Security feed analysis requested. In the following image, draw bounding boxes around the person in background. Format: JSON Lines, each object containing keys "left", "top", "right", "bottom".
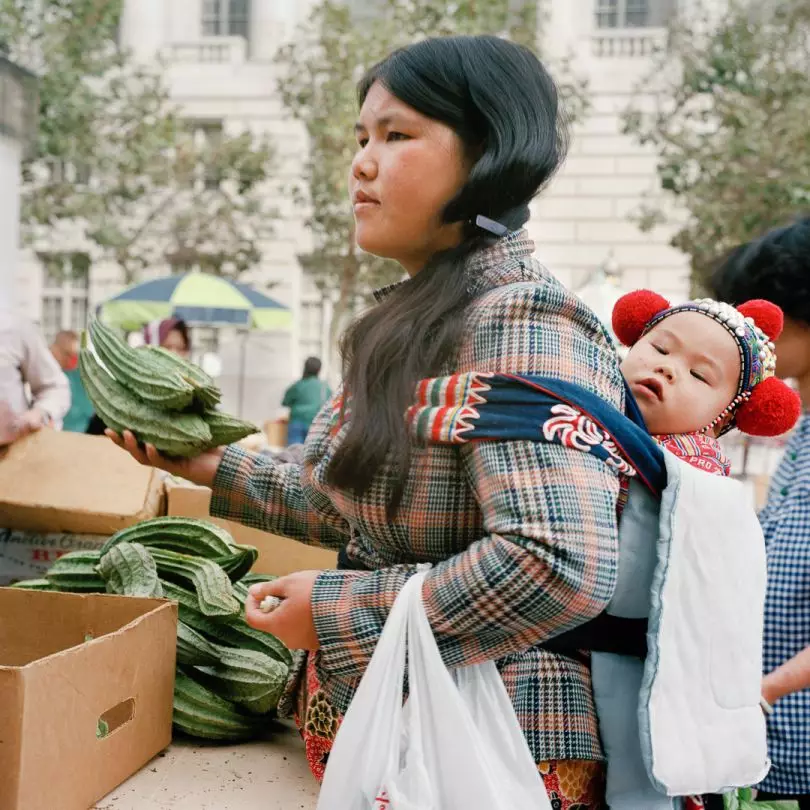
{"left": 143, "top": 317, "right": 191, "bottom": 357}
{"left": 282, "top": 356, "right": 331, "bottom": 446}
{"left": 0, "top": 312, "right": 69, "bottom": 436}
{"left": 0, "top": 401, "right": 18, "bottom": 452}
{"left": 712, "top": 217, "right": 810, "bottom": 808}
{"left": 87, "top": 317, "right": 192, "bottom": 434}
{"left": 50, "top": 330, "right": 93, "bottom": 433}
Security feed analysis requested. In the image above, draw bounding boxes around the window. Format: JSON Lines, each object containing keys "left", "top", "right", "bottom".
{"left": 202, "top": 0, "right": 250, "bottom": 38}
{"left": 595, "top": 0, "right": 673, "bottom": 28}
{"left": 183, "top": 119, "right": 224, "bottom": 189}
{"left": 39, "top": 254, "right": 90, "bottom": 343}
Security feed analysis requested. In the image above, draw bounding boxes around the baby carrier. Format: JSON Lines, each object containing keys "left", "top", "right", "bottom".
{"left": 407, "top": 371, "right": 770, "bottom": 800}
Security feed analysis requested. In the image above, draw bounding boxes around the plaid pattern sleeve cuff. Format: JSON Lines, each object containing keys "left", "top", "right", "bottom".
{"left": 211, "top": 444, "right": 350, "bottom": 549}
{"left": 311, "top": 566, "right": 417, "bottom": 678}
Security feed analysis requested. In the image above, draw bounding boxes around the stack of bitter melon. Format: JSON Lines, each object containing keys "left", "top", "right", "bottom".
{"left": 12, "top": 517, "right": 291, "bottom": 742}
{"left": 80, "top": 319, "right": 258, "bottom": 456}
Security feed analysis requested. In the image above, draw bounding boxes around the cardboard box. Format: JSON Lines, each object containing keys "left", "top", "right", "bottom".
{"left": 263, "top": 419, "right": 288, "bottom": 448}
{"left": 0, "top": 589, "right": 177, "bottom": 810}
{"left": 165, "top": 479, "right": 337, "bottom": 576}
{"left": 0, "top": 529, "right": 109, "bottom": 586}
{"left": 0, "top": 430, "right": 164, "bottom": 535}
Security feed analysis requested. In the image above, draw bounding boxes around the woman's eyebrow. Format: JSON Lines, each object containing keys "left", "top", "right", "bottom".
{"left": 354, "top": 114, "right": 408, "bottom": 134}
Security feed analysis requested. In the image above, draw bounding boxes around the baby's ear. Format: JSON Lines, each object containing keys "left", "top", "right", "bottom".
{"left": 736, "top": 377, "right": 801, "bottom": 437}
{"left": 611, "top": 290, "right": 671, "bottom": 347}
{"left": 737, "top": 300, "right": 784, "bottom": 341}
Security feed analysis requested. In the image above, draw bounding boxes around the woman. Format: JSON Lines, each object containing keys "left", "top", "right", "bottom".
{"left": 87, "top": 318, "right": 191, "bottom": 434}
{"left": 109, "top": 36, "right": 623, "bottom": 808}
{"left": 282, "top": 356, "right": 331, "bottom": 446}
{"left": 142, "top": 317, "right": 191, "bottom": 357}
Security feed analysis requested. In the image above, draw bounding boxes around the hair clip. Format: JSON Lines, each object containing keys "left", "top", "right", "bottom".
{"left": 475, "top": 215, "right": 509, "bottom": 237}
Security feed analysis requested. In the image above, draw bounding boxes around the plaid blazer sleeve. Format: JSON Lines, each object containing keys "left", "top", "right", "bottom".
{"left": 312, "top": 280, "right": 624, "bottom": 678}
{"left": 210, "top": 445, "right": 351, "bottom": 549}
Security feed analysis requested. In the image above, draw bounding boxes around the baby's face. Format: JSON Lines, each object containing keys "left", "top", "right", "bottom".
{"left": 621, "top": 311, "right": 741, "bottom": 436}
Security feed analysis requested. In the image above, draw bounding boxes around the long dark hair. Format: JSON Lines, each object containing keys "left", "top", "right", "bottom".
{"left": 327, "top": 35, "right": 568, "bottom": 515}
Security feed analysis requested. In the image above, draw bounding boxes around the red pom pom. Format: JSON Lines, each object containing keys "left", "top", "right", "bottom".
{"left": 735, "top": 377, "right": 801, "bottom": 437}
{"left": 737, "top": 300, "right": 784, "bottom": 341}
{"left": 612, "top": 290, "right": 671, "bottom": 347}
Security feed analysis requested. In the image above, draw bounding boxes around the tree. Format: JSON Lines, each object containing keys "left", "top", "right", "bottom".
{"left": 275, "top": 0, "right": 585, "bottom": 365}
{"left": 623, "top": 0, "right": 810, "bottom": 285}
{"left": 1, "top": 0, "right": 276, "bottom": 283}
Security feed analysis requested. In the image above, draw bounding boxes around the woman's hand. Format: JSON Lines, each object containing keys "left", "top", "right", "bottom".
{"left": 105, "top": 429, "right": 225, "bottom": 488}
{"left": 245, "top": 571, "right": 321, "bottom": 651}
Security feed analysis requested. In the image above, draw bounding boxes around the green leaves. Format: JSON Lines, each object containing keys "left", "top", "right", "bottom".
{"left": 623, "top": 0, "right": 810, "bottom": 285}
{"left": 723, "top": 786, "right": 799, "bottom": 809}
{"left": 2, "top": 0, "right": 277, "bottom": 283}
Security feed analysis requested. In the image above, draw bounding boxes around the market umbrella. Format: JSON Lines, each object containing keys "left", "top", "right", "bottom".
{"left": 97, "top": 273, "right": 292, "bottom": 416}
{"left": 97, "top": 273, "right": 291, "bottom": 331}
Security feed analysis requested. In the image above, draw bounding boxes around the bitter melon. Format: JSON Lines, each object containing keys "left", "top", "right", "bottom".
{"left": 79, "top": 343, "right": 212, "bottom": 457}
{"left": 176, "top": 622, "right": 222, "bottom": 668}
{"left": 238, "top": 573, "right": 277, "bottom": 587}
{"left": 99, "top": 516, "right": 236, "bottom": 558}
{"left": 173, "top": 669, "right": 265, "bottom": 741}
{"left": 202, "top": 410, "right": 259, "bottom": 446}
{"left": 215, "top": 545, "right": 259, "bottom": 583}
{"left": 162, "top": 580, "right": 292, "bottom": 666}
{"left": 98, "top": 542, "right": 164, "bottom": 598}
{"left": 148, "top": 548, "right": 240, "bottom": 617}
{"left": 10, "top": 578, "right": 55, "bottom": 590}
{"left": 138, "top": 346, "right": 221, "bottom": 410}
{"left": 89, "top": 320, "right": 195, "bottom": 411}
{"left": 192, "top": 646, "right": 288, "bottom": 715}
{"left": 45, "top": 550, "right": 106, "bottom": 592}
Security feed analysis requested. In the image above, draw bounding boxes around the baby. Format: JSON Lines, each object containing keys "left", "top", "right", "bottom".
{"left": 600, "top": 290, "right": 801, "bottom": 810}
{"left": 615, "top": 290, "right": 799, "bottom": 473}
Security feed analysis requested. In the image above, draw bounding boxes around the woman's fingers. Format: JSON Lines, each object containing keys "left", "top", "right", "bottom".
{"left": 248, "top": 579, "right": 286, "bottom": 601}
{"left": 245, "top": 578, "right": 287, "bottom": 626}
{"left": 105, "top": 429, "right": 160, "bottom": 468}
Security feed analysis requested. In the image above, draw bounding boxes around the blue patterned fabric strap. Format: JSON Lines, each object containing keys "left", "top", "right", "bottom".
{"left": 408, "top": 372, "right": 666, "bottom": 497}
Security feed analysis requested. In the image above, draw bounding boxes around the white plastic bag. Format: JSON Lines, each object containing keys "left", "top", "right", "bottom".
{"left": 317, "top": 571, "right": 553, "bottom": 810}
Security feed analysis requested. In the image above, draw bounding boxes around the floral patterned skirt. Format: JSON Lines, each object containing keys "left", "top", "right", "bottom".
{"left": 294, "top": 653, "right": 606, "bottom": 809}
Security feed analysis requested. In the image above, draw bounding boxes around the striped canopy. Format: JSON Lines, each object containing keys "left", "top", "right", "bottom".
{"left": 98, "top": 273, "right": 291, "bottom": 331}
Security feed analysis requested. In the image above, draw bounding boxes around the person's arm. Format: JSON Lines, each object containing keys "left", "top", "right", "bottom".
{"left": 282, "top": 383, "right": 296, "bottom": 409}
{"left": 209, "top": 443, "right": 351, "bottom": 550}
{"left": 310, "top": 281, "right": 624, "bottom": 678}
{"left": 763, "top": 646, "right": 810, "bottom": 705}
{"left": 0, "top": 400, "right": 19, "bottom": 446}
{"left": 19, "top": 321, "right": 70, "bottom": 427}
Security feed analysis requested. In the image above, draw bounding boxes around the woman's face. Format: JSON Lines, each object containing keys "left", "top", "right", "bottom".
{"left": 161, "top": 328, "right": 189, "bottom": 357}
{"left": 350, "top": 82, "right": 473, "bottom": 276}
{"left": 775, "top": 316, "right": 810, "bottom": 381}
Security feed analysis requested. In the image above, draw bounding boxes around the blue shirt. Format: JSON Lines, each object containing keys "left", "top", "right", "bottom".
{"left": 759, "top": 414, "right": 810, "bottom": 793}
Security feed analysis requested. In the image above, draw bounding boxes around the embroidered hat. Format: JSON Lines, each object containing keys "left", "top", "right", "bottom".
{"left": 612, "top": 290, "right": 801, "bottom": 437}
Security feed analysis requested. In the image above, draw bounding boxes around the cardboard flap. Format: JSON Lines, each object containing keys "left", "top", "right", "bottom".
{"left": 0, "top": 590, "right": 169, "bottom": 667}
{"left": 0, "top": 431, "right": 165, "bottom": 534}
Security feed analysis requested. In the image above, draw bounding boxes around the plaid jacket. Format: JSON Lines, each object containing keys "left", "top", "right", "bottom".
{"left": 211, "top": 232, "right": 625, "bottom": 763}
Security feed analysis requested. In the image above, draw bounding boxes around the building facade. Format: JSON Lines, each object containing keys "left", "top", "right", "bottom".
{"left": 13, "top": 0, "right": 692, "bottom": 401}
